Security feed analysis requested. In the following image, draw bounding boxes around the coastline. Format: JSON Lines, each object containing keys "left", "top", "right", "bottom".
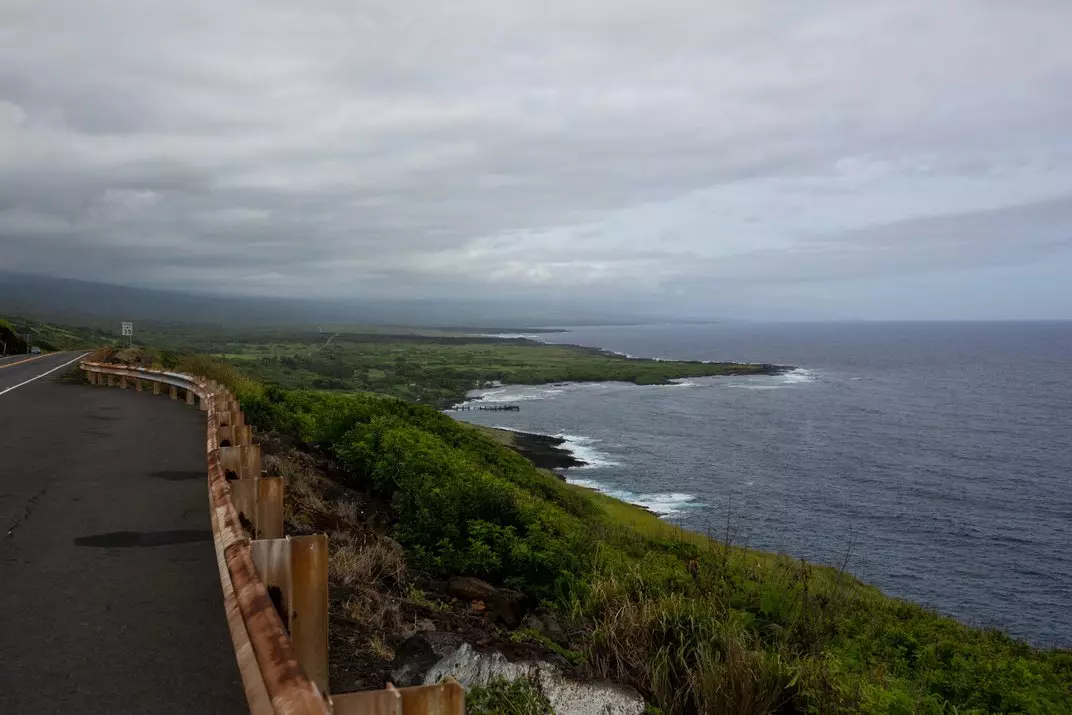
{"left": 441, "top": 355, "right": 795, "bottom": 408}
{"left": 468, "top": 424, "right": 687, "bottom": 518}
{"left": 469, "top": 424, "right": 587, "bottom": 471}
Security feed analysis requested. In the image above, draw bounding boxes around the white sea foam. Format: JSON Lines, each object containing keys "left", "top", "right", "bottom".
{"left": 568, "top": 478, "right": 701, "bottom": 516}
{"left": 606, "top": 349, "right": 668, "bottom": 361}
{"left": 730, "top": 367, "right": 818, "bottom": 390}
{"left": 554, "top": 433, "right": 620, "bottom": 468}
{"left": 472, "top": 332, "right": 546, "bottom": 339}
{"left": 459, "top": 385, "right": 565, "bottom": 406}
{"left": 474, "top": 426, "right": 620, "bottom": 470}
{"left": 782, "top": 368, "right": 817, "bottom": 384}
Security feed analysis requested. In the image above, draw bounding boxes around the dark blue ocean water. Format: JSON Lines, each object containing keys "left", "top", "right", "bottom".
{"left": 454, "top": 322, "right": 1072, "bottom": 647}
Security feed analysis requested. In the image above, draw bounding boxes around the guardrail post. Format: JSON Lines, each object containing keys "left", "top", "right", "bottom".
{"left": 136, "top": 378, "right": 143, "bottom": 392}
{"left": 186, "top": 389, "right": 195, "bottom": 406}
{"left": 255, "top": 477, "right": 284, "bottom": 539}
{"left": 169, "top": 385, "right": 178, "bottom": 400}
{"left": 331, "top": 686, "right": 402, "bottom": 714}
{"left": 153, "top": 381, "right": 161, "bottom": 395}
{"left": 251, "top": 535, "right": 329, "bottom": 696}
{"left": 219, "top": 408, "right": 242, "bottom": 444}
{"left": 230, "top": 475, "right": 282, "bottom": 539}
{"left": 221, "top": 445, "right": 261, "bottom": 480}
{"left": 234, "top": 424, "right": 253, "bottom": 446}
{"left": 120, "top": 376, "right": 128, "bottom": 389}
{"left": 291, "top": 534, "right": 329, "bottom": 696}
{"left": 398, "top": 680, "right": 465, "bottom": 714}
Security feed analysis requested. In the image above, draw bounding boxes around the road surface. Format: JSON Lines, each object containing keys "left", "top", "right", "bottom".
{"left": 0, "top": 353, "right": 246, "bottom": 713}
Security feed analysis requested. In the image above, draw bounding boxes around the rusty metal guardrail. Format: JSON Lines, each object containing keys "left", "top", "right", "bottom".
{"left": 80, "top": 360, "right": 465, "bottom": 715}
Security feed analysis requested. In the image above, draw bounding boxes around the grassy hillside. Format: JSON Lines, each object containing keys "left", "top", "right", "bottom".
{"left": 183, "top": 354, "right": 1072, "bottom": 714}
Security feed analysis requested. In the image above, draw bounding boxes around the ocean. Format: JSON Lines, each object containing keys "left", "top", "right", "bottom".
{"left": 452, "top": 321, "right": 1072, "bottom": 647}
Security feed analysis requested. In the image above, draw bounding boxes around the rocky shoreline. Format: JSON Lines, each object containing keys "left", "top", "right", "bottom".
{"left": 467, "top": 425, "right": 587, "bottom": 472}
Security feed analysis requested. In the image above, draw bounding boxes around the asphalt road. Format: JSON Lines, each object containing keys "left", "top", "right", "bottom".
{"left": 0, "top": 354, "right": 247, "bottom": 714}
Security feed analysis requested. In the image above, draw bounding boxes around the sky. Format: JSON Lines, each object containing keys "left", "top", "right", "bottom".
{"left": 2, "top": 1, "right": 1072, "bottom": 320}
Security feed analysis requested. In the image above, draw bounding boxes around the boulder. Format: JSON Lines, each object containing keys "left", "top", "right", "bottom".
{"left": 523, "top": 609, "right": 570, "bottom": 648}
{"left": 390, "top": 631, "right": 466, "bottom": 687}
{"left": 414, "top": 640, "right": 645, "bottom": 715}
{"left": 446, "top": 576, "right": 527, "bottom": 627}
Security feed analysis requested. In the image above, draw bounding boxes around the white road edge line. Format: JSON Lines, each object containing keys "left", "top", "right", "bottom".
{"left": 0, "top": 352, "right": 91, "bottom": 398}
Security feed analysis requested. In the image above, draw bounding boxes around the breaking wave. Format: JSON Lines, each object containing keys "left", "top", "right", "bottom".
{"left": 568, "top": 479, "right": 701, "bottom": 516}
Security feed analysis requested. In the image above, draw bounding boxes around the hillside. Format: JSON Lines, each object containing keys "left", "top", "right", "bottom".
{"left": 0, "top": 271, "right": 675, "bottom": 328}
{"left": 0, "top": 317, "right": 28, "bottom": 355}
{"left": 181, "top": 354, "right": 1072, "bottom": 714}
{"left": 0, "top": 314, "right": 114, "bottom": 353}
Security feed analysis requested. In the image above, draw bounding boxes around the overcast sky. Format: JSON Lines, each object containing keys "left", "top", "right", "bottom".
{"left": 2, "top": 1, "right": 1072, "bottom": 319}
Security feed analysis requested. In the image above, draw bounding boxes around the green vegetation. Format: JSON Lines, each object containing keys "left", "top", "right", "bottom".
{"left": 0, "top": 314, "right": 114, "bottom": 353}
{"left": 466, "top": 677, "right": 554, "bottom": 715}
{"left": 0, "top": 315, "right": 774, "bottom": 403}
{"left": 184, "top": 354, "right": 1071, "bottom": 714}
{"left": 159, "top": 329, "right": 777, "bottom": 406}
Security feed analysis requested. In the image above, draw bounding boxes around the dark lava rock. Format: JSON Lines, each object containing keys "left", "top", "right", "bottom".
{"left": 390, "top": 631, "right": 466, "bottom": 687}
{"left": 523, "top": 609, "right": 570, "bottom": 648}
{"left": 446, "top": 576, "right": 527, "bottom": 628}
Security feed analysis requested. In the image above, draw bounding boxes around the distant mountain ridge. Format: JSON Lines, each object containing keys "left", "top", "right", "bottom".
{"left": 0, "top": 271, "right": 674, "bottom": 329}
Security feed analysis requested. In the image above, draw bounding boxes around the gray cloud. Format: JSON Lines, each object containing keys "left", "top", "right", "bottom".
{"left": 2, "top": 0, "right": 1072, "bottom": 318}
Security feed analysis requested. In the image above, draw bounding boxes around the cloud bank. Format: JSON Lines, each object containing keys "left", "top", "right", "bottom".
{"left": 2, "top": 0, "right": 1072, "bottom": 318}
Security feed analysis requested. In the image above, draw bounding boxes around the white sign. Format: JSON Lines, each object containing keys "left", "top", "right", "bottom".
{"left": 121, "top": 322, "right": 134, "bottom": 336}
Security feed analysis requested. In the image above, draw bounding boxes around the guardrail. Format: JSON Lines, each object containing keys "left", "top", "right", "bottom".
{"left": 80, "top": 360, "right": 465, "bottom": 715}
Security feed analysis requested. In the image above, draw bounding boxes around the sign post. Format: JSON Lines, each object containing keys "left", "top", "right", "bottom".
{"left": 121, "top": 321, "right": 134, "bottom": 348}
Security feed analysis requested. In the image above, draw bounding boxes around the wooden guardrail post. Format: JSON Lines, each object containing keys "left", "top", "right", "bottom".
{"left": 219, "top": 408, "right": 243, "bottom": 444}
{"left": 153, "top": 380, "right": 161, "bottom": 395}
{"left": 221, "top": 444, "right": 262, "bottom": 480}
{"left": 399, "top": 680, "right": 465, "bottom": 714}
{"left": 331, "top": 686, "right": 402, "bottom": 714}
{"left": 251, "top": 535, "right": 329, "bottom": 695}
{"left": 169, "top": 385, "right": 178, "bottom": 400}
{"left": 231, "top": 477, "right": 283, "bottom": 539}
{"left": 331, "top": 680, "right": 464, "bottom": 715}
{"left": 186, "top": 388, "right": 196, "bottom": 406}
{"left": 234, "top": 423, "right": 253, "bottom": 446}
{"left": 292, "top": 534, "right": 329, "bottom": 694}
